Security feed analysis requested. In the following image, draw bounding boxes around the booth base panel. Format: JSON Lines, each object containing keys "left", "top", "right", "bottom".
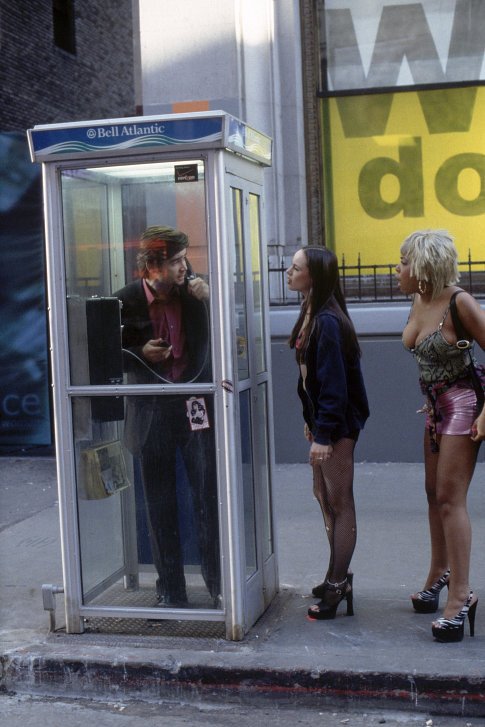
{"left": 82, "top": 583, "right": 225, "bottom": 639}
{"left": 83, "top": 616, "right": 225, "bottom": 640}
{"left": 86, "top": 572, "right": 219, "bottom": 610}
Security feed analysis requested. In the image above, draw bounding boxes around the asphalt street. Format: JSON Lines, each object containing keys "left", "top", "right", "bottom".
{"left": 1, "top": 694, "right": 484, "bottom": 727}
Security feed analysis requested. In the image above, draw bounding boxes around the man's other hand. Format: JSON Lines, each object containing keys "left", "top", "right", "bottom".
{"left": 142, "top": 339, "right": 173, "bottom": 363}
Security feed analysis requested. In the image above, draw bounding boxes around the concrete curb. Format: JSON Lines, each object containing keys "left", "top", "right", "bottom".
{"left": 2, "top": 644, "right": 485, "bottom": 716}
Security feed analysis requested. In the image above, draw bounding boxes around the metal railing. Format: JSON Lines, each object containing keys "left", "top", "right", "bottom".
{"left": 268, "top": 251, "right": 485, "bottom": 306}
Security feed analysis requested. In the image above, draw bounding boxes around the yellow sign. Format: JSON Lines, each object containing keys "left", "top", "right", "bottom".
{"left": 321, "top": 86, "right": 485, "bottom": 266}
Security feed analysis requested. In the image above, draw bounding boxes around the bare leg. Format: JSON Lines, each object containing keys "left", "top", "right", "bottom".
{"left": 433, "top": 433, "right": 479, "bottom": 620}
{"left": 411, "top": 429, "right": 449, "bottom": 600}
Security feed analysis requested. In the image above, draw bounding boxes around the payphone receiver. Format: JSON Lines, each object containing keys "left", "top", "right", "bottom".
{"left": 185, "top": 259, "right": 197, "bottom": 286}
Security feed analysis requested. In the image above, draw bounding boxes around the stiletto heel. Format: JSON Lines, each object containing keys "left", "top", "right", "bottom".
{"left": 431, "top": 591, "right": 478, "bottom": 642}
{"left": 411, "top": 569, "right": 450, "bottom": 614}
{"left": 308, "top": 576, "right": 353, "bottom": 620}
{"left": 468, "top": 599, "right": 478, "bottom": 637}
{"left": 346, "top": 579, "right": 354, "bottom": 617}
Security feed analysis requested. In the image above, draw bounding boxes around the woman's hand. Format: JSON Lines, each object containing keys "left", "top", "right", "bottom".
{"left": 471, "top": 408, "right": 485, "bottom": 442}
{"left": 304, "top": 423, "right": 313, "bottom": 442}
{"left": 309, "top": 441, "right": 333, "bottom": 466}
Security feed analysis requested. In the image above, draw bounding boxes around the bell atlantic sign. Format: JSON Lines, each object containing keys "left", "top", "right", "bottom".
{"left": 317, "top": 1, "right": 485, "bottom": 266}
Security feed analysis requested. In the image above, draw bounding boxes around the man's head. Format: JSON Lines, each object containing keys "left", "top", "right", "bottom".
{"left": 137, "top": 225, "right": 189, "bottom": 287}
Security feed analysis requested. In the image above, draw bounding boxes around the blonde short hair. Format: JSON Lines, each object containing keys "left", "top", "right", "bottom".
{"left": 400, "top": 229, "right": 459, "bottom": 300}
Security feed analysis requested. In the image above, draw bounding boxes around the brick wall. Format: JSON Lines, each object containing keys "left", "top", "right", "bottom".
{"left": 0, "top": 0, "right": 135, "bottom": 131}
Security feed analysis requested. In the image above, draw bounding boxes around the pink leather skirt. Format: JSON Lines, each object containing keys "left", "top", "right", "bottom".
{"left": 426, "top": 383, "right": 478, "bottom": 436}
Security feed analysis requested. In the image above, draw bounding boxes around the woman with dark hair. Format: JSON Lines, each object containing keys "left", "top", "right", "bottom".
{"left": 287, "top": 246, "right": 369, "bottom": 620}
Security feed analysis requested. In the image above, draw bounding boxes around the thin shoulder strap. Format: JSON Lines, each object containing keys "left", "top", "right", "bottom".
{"left": 449, "top": 290, "right": 471, "bottom": 343}
{"left": 450, "top": 292, "right": 484, "bottom": 410}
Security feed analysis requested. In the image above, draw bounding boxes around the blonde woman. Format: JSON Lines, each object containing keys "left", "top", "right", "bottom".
{"left": 396, "top": 230, "right": 485, "bottom": 642}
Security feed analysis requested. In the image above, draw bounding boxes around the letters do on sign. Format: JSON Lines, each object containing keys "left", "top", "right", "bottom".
{"left": 323, "top": 87, "right": 485, "bottom": 266}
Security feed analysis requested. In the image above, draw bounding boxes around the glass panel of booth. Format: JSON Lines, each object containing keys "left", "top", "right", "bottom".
{"left": 59, "top": 159, "right": 222, "bottom": 611}
{"left": 60, "top": 159, "right": 211, "bottom": 386}
{"left": 257, "top": 382, "right": 273, "bottom": 561}
{"left": 72, "top": 394, "right": 221, "bottom": 610}
{"left": 231, "top": 187, "right": 249, "bottom": 379}
{"left": 248, "top": 192, "right": 266, "bottom": 374}
{"left": 239, "top": 388, "right": 258, "bottom": 578}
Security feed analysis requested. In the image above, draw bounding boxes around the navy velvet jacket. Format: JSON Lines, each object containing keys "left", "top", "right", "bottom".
{"left": 297, "top": 309, "right": 369, "bottom": 445}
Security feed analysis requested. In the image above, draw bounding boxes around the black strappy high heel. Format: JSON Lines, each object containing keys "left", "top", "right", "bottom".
{"left": 411, "top": 569, "right": 450, "bottom": 613}
{"left": 431, "top": 591, "right": 478, "bottom": 642}
{"left": 308, "top": 576, "right": 354, "bottom": 620}
{"left": 312, "top": 581, "right": 327, "bottom": 599}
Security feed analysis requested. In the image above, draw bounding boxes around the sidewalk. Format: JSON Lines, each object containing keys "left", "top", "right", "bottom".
{"left": 1, "top": 457, "right": 485, "bottom": 716}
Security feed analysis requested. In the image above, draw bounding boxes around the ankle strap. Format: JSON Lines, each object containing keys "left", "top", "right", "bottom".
{"left": 326, "top": 578, "right": 348, "bottom": 590}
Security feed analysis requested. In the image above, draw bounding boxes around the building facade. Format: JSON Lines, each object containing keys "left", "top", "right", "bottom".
{"left": 133, "top": 0, "right": 309, "bottom": 265}
{"left": 0, "top": 0, "right": 135, "bottom": 130}
{"left": 0, "top": 0, "right": 135, "bottom": 451}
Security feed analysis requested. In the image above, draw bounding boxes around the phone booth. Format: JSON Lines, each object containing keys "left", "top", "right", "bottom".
{"left": 27, "top": 111, "right": 277, "bottom": 640}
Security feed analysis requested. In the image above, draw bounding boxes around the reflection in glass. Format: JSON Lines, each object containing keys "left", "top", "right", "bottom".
{"left": 257, "top": 383, "right": 273, "bottom": 560}
{"left": 231, "top": 187, "right": 249, "bottom": 378}
{"left": 249, "top": 193, "right": 266, "bottom": 373}
{"left": 60, "top": 160, "right": 209, "bottom": 387}
{"left": 73, "top": 394, "right": 221, "bottom": 610}
{"left": 239, "top": 389, "right": 257, "bottom": 577}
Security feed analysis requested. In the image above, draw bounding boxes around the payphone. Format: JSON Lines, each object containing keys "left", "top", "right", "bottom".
{"left": 28, "top": 111, "right": 277, "bottom": 640}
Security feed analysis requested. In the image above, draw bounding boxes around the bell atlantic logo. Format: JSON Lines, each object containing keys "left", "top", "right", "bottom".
{"left": 86, "top": 124, "right": 165, "bottom": 140}
{"left": 86, "top": 123, "right": 166, "bottom": 139}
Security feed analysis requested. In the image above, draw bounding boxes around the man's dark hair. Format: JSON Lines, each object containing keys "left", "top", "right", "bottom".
{"left": 137, "top": 225, "right": 189, "bottom": 275}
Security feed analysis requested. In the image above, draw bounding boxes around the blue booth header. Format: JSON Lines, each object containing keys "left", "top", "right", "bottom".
{"left": 27, "top": 111, "right": 272, "bottom": 166}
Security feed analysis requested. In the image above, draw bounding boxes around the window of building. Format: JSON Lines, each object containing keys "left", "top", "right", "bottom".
{"left": 53, "top": 0, "right": 76, "bottom": 54}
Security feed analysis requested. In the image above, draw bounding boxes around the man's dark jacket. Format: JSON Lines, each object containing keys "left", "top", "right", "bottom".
{"left": 115, "top": 279, "right": 210, "bottom": 455}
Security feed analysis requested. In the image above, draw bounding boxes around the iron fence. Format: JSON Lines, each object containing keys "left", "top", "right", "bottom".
{"left": 268, "top": 251, "right": 485, "bottom": 306}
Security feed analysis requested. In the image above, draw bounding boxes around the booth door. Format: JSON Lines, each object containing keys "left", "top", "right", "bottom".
{"left": 59, "top": 157, "right": 222, "bottom": 616}
{"left": 229, "top": 170, "right": 277, "bottom": 629}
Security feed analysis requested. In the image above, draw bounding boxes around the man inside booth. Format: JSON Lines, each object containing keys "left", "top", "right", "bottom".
{"left": 115, "top": 225, "right": 221, "bottom": 608}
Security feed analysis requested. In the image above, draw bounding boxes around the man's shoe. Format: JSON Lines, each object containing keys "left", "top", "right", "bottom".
{"left": 156, "top": 594, "right": 188, "bottom": 608}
